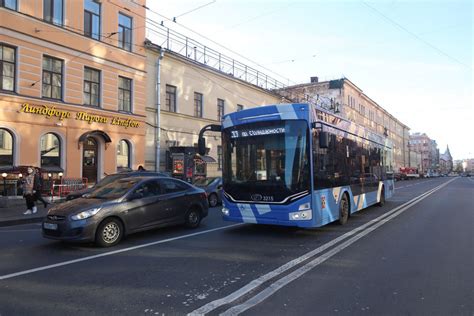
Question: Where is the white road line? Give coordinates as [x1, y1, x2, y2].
[219, 178, 456, 316]
[0, 224, 243, 281]
[190, 178, 456, 315]
[221, 180, 453, 315]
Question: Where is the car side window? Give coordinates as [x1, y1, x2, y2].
[133, 180, 161, 198]
[160, 179, 188, 194]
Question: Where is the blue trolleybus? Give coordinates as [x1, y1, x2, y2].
[198, 103, 394, 228]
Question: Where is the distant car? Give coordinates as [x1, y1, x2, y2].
[43, 176, 208, 247]
[193, 177, 222, 207]
[66, 171, 170, 201]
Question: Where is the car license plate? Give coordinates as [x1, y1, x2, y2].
[43, 223, 58, 230]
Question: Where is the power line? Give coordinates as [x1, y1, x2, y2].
[145, 15, 296, 85]
[173, 0, 217, 20]
[362, 1, 472, 71]
[106, 0, 297, 85]
[263, 54, 317, 66]
[212, 1, 296, 35]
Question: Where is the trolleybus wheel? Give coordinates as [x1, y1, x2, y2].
[338, 194, 349, 225]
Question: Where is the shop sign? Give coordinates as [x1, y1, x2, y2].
[19, 103, 140, 128]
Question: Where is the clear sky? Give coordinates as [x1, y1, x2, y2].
[146, 0, 473, 160]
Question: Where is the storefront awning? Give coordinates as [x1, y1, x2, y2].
[198, 155, 216, 163]
[78, 130, 112, 149]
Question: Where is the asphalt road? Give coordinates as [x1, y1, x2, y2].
[0, 177, 472, 315]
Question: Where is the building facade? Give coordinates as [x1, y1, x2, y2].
[439, 146, 453, 175]
[145, 43, 282, 177]
[408, 133, 439, 175]
[276, 78, 410, 171]
[0, 0, 147, 184]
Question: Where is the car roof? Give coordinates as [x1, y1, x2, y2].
[118, 175, 170, 181]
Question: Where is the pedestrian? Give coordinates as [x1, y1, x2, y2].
[34, 168, 49, 208]
[22, 167, 37, 215]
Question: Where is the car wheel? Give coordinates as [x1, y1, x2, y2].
[208, 193, 218, 207]
[185, 207, 202, 228]
[95, 218, 123, 247]
[338, 194, 349, 225]
[378, 187, 385, 207]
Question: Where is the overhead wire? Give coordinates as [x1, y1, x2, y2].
[106, 0, 296, 85]
[9, 1, 291, 126]
[173, 0, 217, 20]
[361, 1, 472, 71]
[212, 1, 296, 35]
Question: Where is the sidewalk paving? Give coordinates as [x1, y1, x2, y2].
[0, 196, 64, 227]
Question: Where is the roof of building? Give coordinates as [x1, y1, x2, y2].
[278, 77, 410, 129]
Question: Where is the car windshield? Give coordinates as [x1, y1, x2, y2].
[194, 177, 218, 187]
[89, 178, 140, 199]
[95, 174, 127, 188]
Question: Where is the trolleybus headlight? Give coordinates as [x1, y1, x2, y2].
[289, 210, 312, 221]
[222, 207, 230, 216]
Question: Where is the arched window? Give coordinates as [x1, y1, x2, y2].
[117, 139, 130, 171]
[0, 128, 14, 167]
[40, 133, 61, 169]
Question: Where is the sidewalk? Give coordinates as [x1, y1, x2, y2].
[0, 196, 64, 227]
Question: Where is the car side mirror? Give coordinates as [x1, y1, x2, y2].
[217, 185, 223, 190]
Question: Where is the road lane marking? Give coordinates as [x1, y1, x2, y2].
[190, 178, 456, 315]
[0, 224, 242, 281]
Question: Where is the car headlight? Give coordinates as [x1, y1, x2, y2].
[222, 207, 230, 216]
[71, 208, 101, 221]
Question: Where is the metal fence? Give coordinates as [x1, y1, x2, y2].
[147, 24, 288, 90]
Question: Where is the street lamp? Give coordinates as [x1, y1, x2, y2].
[2, 173, 7, 196]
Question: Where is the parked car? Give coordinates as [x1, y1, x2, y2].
[193, 177, 222, 207]
[43, 176, 208, 247]
[66, 171, 169, 201]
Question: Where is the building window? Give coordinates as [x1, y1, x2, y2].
[0, 128, 13, 167]
[117, 140, 130, 171]
[40, 133, 61, 169]
[84, 0, 100, 40]
[118, 13, 132, 51]
[194, 92, 203, 118]
[217, 145, 222, 170]
[42, 56, 63, 100]
[165, 85, 176, 112]
[44, 0, 63, 26]
[0, 44, 15, 92]
[118, 76, 132, 112]
[217, 98, 225, 120]
[237, 104, 244, 111]
[1, 0, 17, 10]
[84, 67, 100, 106]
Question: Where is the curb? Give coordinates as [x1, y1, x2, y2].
[0, 216, 44, 227]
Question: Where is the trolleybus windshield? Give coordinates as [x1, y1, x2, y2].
[222, 120, 310, 204]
